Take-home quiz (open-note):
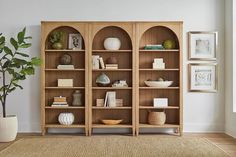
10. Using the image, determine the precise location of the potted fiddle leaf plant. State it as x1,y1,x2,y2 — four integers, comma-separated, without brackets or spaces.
0,28,41,142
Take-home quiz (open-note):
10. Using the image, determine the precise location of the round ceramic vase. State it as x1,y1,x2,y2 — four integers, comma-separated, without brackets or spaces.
58,113,75,125
104,38,121,50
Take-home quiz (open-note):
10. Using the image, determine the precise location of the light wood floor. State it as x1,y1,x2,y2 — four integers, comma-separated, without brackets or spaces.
0,133,235,157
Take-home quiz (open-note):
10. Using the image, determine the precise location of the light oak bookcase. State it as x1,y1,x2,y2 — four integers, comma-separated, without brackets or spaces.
41,21,182,136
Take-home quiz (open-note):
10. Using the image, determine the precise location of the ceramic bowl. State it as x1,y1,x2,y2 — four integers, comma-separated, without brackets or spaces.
101,119,123,125
144,81,173,87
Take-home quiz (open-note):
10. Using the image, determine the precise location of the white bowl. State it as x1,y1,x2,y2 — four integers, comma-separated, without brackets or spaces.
144,81,173,87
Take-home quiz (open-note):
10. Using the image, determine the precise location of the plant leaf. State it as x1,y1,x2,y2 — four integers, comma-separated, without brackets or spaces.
31,57,41,66
12,58,28,65
17,28,26,44
12,83,23,89
0,36,5,44
19,43,31,48
3,46,13,55
16,52,29,57
10,38,18,50
21,67,35,75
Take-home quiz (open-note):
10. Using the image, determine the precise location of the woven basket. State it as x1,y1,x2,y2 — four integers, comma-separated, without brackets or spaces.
148,111,166,125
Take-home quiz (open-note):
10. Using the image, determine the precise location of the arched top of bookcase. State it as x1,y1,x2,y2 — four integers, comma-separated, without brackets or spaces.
45,26,85,50
92,26,132,50
139,26,179,49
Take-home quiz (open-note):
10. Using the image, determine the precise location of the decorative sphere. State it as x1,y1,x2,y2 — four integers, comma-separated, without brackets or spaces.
163,40,176,49
58,113,74,125
104,38,121,50
60,53,72,65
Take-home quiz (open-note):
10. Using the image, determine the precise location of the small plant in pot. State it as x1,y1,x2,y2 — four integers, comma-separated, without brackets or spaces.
49,31,64,49
0,28,41,142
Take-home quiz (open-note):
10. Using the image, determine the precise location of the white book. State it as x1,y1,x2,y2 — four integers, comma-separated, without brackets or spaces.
107,91,116,107
92,55,100,69
99,57,105,69
52,102,67,105
51,104,69,107
57,65,75,69
104,92,109,107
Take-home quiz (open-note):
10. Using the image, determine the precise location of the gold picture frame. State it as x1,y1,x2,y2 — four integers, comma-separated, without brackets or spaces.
188,63,217,92
188,31,218,60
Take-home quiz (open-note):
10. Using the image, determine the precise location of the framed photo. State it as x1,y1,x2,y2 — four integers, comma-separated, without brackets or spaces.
68,33,83,50
188,63,217,92
188,31,218,60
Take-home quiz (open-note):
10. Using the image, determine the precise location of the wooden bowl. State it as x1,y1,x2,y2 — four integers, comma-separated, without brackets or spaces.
144,81,173,87
101,119,123,125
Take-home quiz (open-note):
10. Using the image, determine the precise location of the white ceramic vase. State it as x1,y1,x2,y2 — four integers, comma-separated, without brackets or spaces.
104,37,121,50
58,113,74,125
0,115,18,142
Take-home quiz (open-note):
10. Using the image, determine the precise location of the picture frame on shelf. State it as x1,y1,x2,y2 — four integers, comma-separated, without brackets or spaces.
188,31,217,60
68,33,83,50
188,63,217,92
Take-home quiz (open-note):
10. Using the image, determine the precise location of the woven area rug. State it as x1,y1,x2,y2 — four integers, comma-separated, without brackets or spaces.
0,136,229,157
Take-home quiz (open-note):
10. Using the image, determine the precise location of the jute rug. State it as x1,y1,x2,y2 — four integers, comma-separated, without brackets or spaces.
0,136,229,157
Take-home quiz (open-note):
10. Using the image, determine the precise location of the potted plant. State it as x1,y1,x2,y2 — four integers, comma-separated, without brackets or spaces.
0,28,41,142
49,31,64,49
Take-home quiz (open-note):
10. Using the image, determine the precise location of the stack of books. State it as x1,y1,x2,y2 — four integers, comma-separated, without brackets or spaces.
57,65,74,69
51,96,68,107
105,64,118,69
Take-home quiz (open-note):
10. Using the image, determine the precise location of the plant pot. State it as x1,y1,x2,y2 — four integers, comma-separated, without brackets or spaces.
0,115,18,142
104,38,121,50
148,111,166,125
52,42,63,49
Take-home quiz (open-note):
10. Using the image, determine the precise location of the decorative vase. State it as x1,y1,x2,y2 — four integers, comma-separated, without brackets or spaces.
72,90,82,106
106,56,118,64
104,37,121,50
148,111,166,125
60,53,72,65
52,42,63,49
0,115,18,142
96,73,110,87
58,113,74,125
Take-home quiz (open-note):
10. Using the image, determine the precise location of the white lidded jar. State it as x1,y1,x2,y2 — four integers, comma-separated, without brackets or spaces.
58,113,75,125
104,37,121,50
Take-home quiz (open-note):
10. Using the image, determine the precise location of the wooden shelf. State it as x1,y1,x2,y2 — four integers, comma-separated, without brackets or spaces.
139,49,179,52
139,106,179,109
139,124,179,128
45,87,85,89
139,69,179,71
139,87,179,90
92,87,132,90
45,69,85,71
45,49,85,52
45,106,85,109
92,69,132,72
92,124,133,128
92,107,132,110
92,50,132,53
45,124,85,128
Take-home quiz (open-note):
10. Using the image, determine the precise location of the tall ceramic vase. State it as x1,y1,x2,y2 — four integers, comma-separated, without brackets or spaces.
0,115,18,142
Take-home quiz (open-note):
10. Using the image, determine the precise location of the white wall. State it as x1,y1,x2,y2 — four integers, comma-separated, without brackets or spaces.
225,0,236,138
0,0,225,133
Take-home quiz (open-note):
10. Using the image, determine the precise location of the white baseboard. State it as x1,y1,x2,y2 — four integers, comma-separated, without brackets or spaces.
183,123,225,133
225,124,236,138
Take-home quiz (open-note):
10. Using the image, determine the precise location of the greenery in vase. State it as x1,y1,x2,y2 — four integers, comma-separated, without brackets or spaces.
49,31,63,44
0,28,41,118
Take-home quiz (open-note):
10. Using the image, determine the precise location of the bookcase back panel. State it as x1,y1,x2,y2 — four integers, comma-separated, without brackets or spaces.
45,109,85,124
92,110,132,124
139,90,179,107
139,26,179,49
92,90,132,107
45,89,85,106
45,52,85,69
92,26,132,50
139,52,179,69
45,26,85,50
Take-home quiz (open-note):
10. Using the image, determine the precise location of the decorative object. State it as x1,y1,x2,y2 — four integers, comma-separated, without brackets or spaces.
68,33,83,50
144,44,164,50
58,113,75,125
96,99,105,107
60,53,72,65
144,80,173,87
106,56,118,64
99,57,105,69
104,91,116,107
104,37,121,50
116,99,123,107
163,39,176,49
112,80,128,87
58,79,73,87
72,90,82,106
52,96,68,107
0,28,41,142
57,65,74,69
148,111,166,125
153,58,165,69
189,63,217,92
96,73,110,87
153,98,168,107
105,64,118,69
49,31,64,49
188,32,217,60
92,55,100,69
101,119,123,125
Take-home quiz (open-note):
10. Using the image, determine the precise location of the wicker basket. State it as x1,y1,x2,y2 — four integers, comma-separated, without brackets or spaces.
148,111,166,125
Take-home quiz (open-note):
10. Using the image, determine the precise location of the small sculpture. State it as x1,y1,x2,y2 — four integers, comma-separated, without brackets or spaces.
72,90,82,106
96,73,110,87
60,53,72,65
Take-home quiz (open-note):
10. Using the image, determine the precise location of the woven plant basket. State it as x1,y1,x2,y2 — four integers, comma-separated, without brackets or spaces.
148,111,166,125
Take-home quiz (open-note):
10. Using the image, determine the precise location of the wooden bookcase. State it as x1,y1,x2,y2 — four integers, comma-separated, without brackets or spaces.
41,21,182,136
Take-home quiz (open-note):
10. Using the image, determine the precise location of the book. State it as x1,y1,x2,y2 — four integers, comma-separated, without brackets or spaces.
105,64,118,67
99,57,105,69
51,104,69,107
57,65,75,69
105,67,118,69
92,55,100,69
104,92,109,107
52,102,68,105
107,91,116,107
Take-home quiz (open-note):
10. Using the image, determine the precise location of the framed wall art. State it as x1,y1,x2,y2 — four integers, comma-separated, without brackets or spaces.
188,63,217,92
188,31,218,60
68,33,83,50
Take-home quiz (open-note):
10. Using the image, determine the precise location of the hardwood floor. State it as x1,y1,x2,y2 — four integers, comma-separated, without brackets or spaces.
0,133,235,157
